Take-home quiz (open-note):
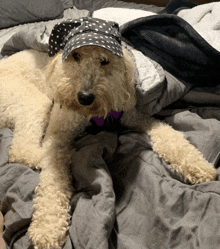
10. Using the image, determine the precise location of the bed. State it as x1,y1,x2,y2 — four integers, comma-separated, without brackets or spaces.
1,0,220,248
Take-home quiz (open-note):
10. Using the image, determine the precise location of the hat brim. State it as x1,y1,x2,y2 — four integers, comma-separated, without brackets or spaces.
62,32,124,61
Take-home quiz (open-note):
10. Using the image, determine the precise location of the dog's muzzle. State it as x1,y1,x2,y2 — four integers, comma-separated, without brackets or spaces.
77,90,95,106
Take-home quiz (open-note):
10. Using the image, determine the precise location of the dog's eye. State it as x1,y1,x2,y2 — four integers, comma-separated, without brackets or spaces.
72,53,80,61
100,58,110,66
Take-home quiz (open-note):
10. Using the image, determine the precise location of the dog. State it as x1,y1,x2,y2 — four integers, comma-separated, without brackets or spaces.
0,17,217,249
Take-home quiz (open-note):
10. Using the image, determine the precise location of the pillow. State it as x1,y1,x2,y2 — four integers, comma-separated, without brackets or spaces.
0,0,64,29
93,7,156,27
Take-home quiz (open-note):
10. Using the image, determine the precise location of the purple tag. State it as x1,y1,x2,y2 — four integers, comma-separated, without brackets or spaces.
92,110,121,126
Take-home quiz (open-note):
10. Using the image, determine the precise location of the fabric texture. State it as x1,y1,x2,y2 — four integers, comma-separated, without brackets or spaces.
177,1,220,52
120,0,220,87
0,0,64,29
0,0,162,60
48,17,124,60
93,7,157,27
0,8,89,59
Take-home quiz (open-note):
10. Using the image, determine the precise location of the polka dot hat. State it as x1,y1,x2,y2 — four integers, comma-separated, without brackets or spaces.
49,17,124,61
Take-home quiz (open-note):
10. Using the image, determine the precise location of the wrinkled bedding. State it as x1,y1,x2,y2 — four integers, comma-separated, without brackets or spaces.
120,1,220,87
1,0,220,249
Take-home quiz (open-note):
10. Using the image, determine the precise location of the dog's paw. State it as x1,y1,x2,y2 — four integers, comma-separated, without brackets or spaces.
28,192,71,249
28,226,67,249
184,163,217,184
28,195,71,249
28,163,73,249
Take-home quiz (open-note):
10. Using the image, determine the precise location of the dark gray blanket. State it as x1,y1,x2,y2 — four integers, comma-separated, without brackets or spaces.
120,0,220,87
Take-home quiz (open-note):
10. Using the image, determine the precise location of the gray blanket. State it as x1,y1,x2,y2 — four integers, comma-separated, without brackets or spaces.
1,1,220,249
1,108,220,249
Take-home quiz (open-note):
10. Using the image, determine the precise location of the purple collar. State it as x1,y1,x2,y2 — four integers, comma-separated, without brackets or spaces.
91,110,122,126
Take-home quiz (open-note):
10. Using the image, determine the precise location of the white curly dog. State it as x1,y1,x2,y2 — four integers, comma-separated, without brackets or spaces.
0,17,217,248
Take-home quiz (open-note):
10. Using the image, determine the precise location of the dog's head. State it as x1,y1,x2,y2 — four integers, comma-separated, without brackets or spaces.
46,45,136,118
45,17,137,119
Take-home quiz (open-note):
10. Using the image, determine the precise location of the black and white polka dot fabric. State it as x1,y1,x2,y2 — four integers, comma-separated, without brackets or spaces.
48,17,124,61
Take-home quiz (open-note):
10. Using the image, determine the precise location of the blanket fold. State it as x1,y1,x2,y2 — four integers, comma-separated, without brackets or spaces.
177,1,220,52
70,132,118,249
120,0,220,87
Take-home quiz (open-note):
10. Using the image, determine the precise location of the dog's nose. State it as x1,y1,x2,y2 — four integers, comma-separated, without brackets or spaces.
77,90,95,106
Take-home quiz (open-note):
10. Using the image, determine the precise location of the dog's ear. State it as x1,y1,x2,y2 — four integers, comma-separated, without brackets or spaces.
45,52,62,94
122,48,136,85
48,20,80,57
121,47,137,110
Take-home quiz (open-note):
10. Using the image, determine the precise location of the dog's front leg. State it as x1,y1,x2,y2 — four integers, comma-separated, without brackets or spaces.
28,154,73,249
28,103,88,249
122,108,217,184
1,92,52,169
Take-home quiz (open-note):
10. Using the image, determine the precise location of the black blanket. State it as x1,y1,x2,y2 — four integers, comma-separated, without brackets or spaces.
120,0,220,87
